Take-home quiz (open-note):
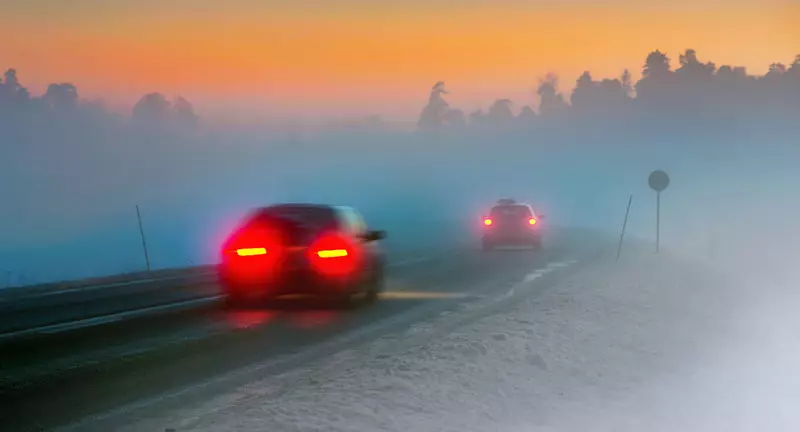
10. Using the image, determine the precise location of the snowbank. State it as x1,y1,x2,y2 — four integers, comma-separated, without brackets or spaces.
124,253,800,432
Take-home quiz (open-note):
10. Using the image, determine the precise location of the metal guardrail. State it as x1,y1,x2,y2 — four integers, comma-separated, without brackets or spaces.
4,270,219,301
0,295,223,342
0,271,223,340
0,265,218,298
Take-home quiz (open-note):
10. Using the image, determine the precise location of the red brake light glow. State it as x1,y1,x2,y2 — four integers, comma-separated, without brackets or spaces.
222,226,285,281
309,232,359,276
529,218,537,225
484,218,493,226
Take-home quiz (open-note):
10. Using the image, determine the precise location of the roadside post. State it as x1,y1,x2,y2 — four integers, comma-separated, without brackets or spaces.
648,170,670,253
616,194,633,261
135,205,152,272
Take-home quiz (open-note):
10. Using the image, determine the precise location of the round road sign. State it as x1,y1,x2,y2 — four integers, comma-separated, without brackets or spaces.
648,170,670,192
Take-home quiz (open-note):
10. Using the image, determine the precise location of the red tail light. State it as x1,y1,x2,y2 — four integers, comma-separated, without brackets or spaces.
308,232,360,277
528,218,537,225
222,226,285,280
483,218,493,226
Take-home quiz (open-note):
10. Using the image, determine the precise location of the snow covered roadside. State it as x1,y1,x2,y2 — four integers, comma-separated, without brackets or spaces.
124,252,800,432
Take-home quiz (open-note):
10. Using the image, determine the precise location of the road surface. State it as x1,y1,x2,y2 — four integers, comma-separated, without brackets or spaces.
0,227,611,431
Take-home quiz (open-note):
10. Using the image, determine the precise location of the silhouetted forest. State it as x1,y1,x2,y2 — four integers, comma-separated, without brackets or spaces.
418,49,800,133
3,49,798,139
0,68,197,129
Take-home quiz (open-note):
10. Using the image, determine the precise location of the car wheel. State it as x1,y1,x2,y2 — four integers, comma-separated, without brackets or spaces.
365,267,384,304
326,282,369,310
336,291,363,310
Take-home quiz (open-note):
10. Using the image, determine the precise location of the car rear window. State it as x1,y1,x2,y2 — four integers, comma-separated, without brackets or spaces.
246,205,338,245
490,205,533,218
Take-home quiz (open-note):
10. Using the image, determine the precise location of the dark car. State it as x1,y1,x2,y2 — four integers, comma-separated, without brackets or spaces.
219,203,387,308
481,200,544,251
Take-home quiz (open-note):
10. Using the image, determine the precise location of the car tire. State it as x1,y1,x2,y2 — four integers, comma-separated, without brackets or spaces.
335,291,363,310
330,282,370,310
365,267,384,304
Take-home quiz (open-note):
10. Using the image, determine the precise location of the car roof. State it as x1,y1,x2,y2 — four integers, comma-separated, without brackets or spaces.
492,202,533,208
490,202,536,215
266,202,334,210
251,203,369,221
245,203,336,221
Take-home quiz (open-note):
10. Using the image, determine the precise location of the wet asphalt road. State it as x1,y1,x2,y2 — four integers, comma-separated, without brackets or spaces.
0,228,610,432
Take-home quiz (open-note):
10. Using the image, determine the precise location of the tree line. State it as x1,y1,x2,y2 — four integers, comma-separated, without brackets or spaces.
418,49,800,132
2,47,799,138
0,69,197,130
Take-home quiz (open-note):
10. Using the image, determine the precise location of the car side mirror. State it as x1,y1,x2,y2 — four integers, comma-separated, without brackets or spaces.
362,230,387,242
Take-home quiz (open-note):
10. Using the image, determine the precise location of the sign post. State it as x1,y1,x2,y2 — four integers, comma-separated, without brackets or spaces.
648,170,670,253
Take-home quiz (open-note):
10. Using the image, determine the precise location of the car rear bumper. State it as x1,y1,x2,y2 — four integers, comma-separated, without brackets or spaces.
219,268,358,300
483,232,541,244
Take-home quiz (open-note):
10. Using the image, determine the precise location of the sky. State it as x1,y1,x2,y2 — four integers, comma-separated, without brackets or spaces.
1,0,798,120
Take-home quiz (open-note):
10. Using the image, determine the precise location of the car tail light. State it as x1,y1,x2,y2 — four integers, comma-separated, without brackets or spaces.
222,226,285,279
483,218,493,226
308,232,360,277
528,218,537,225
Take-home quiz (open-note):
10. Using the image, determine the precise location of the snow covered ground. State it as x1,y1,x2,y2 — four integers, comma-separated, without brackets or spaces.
119,250,800,432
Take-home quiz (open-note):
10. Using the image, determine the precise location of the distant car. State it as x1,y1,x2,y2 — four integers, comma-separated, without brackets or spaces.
219,203,387,308
481,200,544,251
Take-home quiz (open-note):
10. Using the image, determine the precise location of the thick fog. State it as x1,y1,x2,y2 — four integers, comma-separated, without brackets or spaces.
1,50,799,285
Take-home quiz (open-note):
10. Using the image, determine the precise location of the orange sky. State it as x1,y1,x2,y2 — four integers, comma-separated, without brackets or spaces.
1,1,798,120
